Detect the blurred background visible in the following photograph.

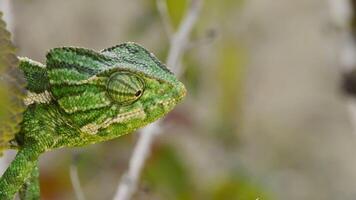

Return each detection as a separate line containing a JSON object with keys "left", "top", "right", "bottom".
{"left": 2, "top": 0, "right": 356, "bottom": 199}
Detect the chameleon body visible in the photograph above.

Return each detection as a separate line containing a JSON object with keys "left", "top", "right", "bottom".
{"left": 0, "top": 42, "right": 186, "bottom": 199}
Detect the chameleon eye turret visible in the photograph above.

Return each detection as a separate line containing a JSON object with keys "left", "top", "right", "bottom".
{"left": 106, "top": 71, "right": 145, "bottom": 105}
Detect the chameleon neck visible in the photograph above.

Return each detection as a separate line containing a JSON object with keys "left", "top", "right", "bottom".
{"left": 17, "top": 103, "right": 73, "bottom": 150}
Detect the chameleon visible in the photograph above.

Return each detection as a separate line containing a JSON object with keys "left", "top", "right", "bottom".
{"left": 0, "top": 41, "right": 186, "bottom": 199}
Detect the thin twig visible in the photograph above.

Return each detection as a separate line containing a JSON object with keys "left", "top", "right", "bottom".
{"left": 156, "top": 0, "right": 173, "bottom": 39}
{"left": 113, "top": 123, "right": 161, "bottom": 200}
{"left": 70, "top": 160, "right": 86, "bottom": 200}
{"left": 167, "top": 0, "right": 203, "bottom": 76}
{"left": 112, "top": 1, "right": 203, "bottom": 200}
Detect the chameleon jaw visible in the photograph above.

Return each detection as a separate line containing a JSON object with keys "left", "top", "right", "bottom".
{"left": 79, "top": 96, "right": 179, "bottom": 136}
{"left": 80, "top": 108, "right": 146, "bottom": 135}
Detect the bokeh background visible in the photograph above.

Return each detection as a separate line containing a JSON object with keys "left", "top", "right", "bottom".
{"left": 2, "top": 0, "right": 356, "bottom": 199}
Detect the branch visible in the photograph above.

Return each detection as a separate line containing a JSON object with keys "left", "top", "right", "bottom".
{"left": 167, "top": 0, "right": 203, "bottom": 76}
{"left": 70, "top": 154, "right": 86, "bottom": 200}
{"left": 156, "top": 0, "right": 173, "bottom": 39}
{"left": 112, "top": 1, "right": 203, "bottom": 200}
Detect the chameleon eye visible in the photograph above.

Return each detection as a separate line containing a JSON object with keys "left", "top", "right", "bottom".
{"left": 106, "top": 71, "right": 145, "bottom": 105}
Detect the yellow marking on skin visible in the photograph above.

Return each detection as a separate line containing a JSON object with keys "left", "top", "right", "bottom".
{"left": 75, "top": 76, "right": 106, "bottom": 85}
{"left": 154, "top": 98, "right": 177, "bottom": 110}
{"left": 80, "top": 108, "right": 146, "bottom": 135}
{"left": 18, "top": 57, "right": 46, "bottom": 68}
{"left": 50, "top": 74, "right": 106, "bottom": 86}
{"left": 160, "top": 98, "right": 176, "bottom": 106}
{"left": 102, "top": 109, "right": 146, "bottom": 128}
{"left": 24, "top": 90, "right": 52, "bottom": 106}
{"left": 80, "top": 123, "right": 100, "bottom": 135}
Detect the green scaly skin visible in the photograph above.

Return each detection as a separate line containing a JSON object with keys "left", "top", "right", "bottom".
{"left": 19, "top": 164, "right": 40, "bottom": 200}
{"left": 0, "top": 42, "right": 186, "bottom": 199}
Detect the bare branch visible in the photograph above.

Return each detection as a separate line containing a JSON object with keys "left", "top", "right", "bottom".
{"left": 112, "top": 1, "right": 203, "bottom": 200}
{"left": 70, "top": 157, "right": 86, "bottom": 200}
{"left": 113, "top": 122, "right": 161, "bottom": 200}
{"left": 156, "top": 0, "right": 174, "bottom": 38}
{"left": 167, "top": 0, "right": 203, "bottom": 75}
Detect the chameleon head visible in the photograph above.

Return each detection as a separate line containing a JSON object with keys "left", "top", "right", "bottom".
{"left": 101, "top": 59, "right": 186, "bottom": 130}
{"left": 47, "top": 42, "right": 186, "bottom": 140}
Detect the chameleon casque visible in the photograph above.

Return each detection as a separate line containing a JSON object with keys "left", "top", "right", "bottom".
{"left": 0, "top": 42, "right": 186, "bottom": 199}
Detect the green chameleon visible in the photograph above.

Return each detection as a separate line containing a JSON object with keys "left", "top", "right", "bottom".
{"left": 0, "top": 41, "right": 186, "bottom": 199}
